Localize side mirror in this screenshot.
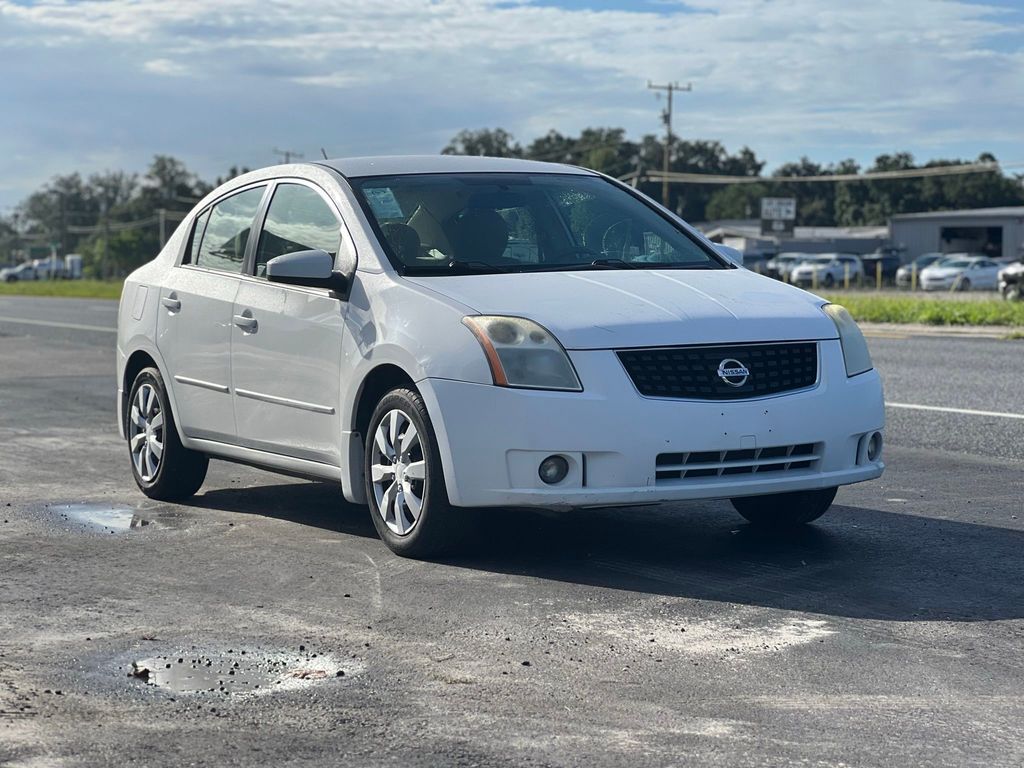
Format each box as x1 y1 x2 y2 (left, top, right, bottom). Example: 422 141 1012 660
267 249 349 293
714 244 744 267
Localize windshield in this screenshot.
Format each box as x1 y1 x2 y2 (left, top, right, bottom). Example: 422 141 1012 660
352 173 726 275
943 259 972 268
802 255 835 265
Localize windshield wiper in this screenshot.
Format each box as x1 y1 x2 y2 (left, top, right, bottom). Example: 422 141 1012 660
589 258 639 269
402 260 513 275
447 260 512 274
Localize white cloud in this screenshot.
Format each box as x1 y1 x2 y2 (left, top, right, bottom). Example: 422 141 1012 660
143 58 189 77
0 0 1021 206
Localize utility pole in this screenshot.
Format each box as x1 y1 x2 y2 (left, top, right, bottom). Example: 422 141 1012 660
273 147 304 164
647 81 692 208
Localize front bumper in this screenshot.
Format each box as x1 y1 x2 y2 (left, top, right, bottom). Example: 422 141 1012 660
419 340 885 509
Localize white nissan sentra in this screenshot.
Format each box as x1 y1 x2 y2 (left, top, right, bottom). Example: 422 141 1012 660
117 156 884 557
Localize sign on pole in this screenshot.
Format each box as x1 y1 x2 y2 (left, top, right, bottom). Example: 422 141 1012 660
760 197 797 237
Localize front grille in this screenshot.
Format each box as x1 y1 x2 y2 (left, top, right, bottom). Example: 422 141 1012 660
655 443 821 484
617 342 818 400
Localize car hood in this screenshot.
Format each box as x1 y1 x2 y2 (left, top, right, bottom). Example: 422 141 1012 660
406 268 838 350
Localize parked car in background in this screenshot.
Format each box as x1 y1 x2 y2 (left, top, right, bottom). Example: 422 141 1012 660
116 155 884 558
860 248 902 284
0 263 38 282
896 252 946 288
919 255 1002 291
789 253 864 288
763 252 805 281
999 260 1023 301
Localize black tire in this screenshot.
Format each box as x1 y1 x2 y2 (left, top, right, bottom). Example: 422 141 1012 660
127 367 208 501
822 273 835 288
363 387 473 558
730 487 838 528
956 277 971 292
1005 285 1022 302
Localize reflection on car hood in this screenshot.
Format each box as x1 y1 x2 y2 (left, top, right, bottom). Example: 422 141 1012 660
921 267 965 278
406 269 838 349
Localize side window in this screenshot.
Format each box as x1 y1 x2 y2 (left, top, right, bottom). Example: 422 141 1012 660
195 186 266 274
254 184 342 278
186 208 210 265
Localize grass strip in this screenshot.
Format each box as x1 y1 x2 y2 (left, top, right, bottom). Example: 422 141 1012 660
0 280 123 300
823 293 1024 327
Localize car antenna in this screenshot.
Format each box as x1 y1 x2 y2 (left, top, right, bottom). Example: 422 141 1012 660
320 147 329 160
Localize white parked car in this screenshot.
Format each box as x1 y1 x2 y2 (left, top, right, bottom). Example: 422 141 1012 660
919 254 1001 291
116 156 885 557
789 253 864 288
0 263 38 282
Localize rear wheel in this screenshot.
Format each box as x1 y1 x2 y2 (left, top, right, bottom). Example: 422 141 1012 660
730 487 837 528
364 387 473 558
127 367 208 500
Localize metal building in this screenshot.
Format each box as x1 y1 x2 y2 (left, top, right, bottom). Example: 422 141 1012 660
890 207 1024 261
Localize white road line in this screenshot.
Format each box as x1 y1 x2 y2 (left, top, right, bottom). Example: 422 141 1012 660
0 315 116 333
888 402 1024 420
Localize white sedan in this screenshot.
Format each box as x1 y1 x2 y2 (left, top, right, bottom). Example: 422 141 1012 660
789 253 865 288
919 255 1002 291
117 156 884 557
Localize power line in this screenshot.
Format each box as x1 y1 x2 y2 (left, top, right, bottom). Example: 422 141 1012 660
647 80 693 206
619 161 1003 185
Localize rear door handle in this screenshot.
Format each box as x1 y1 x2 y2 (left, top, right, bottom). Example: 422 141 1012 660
233 313 258 332
161 296 181 311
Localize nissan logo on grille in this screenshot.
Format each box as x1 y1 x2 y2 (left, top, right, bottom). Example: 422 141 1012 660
717 358 750 387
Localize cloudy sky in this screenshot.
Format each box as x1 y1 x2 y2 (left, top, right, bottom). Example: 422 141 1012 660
1 0 1022 208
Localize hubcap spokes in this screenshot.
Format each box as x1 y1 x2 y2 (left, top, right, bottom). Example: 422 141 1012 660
371 409 426 536
129 383 164 482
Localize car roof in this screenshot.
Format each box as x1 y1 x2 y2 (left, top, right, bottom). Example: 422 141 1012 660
316 155 598 179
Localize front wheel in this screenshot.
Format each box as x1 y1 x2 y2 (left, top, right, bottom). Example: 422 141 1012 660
127 367 208 500
1004 284 1022 302
364 387 473 558
730 487 838 528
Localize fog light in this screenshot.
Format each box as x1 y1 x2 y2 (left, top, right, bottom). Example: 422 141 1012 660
866 432 883 462
538 455 570 485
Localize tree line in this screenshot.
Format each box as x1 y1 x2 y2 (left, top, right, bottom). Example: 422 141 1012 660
443 128 1024 227
3 129 1021 276
0 156 249 277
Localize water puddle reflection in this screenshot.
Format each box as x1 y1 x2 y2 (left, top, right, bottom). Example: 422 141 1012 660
128 649 349 696
52 503 151 532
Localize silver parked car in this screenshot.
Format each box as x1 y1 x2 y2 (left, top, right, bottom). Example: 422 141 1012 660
789 253 864 289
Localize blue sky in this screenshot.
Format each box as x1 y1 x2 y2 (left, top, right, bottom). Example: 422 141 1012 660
1 0 1022 209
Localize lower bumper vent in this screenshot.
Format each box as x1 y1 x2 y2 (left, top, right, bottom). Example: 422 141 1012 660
655 443 821 483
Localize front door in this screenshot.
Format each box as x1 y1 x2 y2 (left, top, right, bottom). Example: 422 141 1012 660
157 184 267 442
230 182 348 465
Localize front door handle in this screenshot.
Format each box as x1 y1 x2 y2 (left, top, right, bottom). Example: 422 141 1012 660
233 313 258 333
161 296 181 312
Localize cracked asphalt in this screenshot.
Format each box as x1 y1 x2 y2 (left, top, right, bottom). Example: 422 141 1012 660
1 295 1022 767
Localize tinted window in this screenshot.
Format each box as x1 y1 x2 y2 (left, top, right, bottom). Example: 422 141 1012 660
195 186 265 273
255 184 341 277
353 173 723 274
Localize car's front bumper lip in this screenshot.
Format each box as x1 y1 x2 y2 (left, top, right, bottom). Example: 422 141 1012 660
418 341 885 509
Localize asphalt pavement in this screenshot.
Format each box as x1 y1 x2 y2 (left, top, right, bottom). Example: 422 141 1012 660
1 295 1022 767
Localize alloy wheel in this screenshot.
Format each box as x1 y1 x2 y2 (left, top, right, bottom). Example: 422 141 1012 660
129 383 164 482
370 409 427 536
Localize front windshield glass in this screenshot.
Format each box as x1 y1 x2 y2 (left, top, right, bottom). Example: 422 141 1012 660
352 173 725 274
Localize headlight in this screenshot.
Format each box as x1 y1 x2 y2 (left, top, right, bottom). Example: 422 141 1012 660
822 304 872 377
462 315 582 391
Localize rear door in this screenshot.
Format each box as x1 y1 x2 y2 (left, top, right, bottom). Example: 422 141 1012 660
156 184 267 442
229 181 350 465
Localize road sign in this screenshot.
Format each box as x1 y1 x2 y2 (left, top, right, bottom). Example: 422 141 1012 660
761 197 797 237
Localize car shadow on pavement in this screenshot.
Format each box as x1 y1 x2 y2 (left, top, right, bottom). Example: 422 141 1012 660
187 482 1023 623
456 502 1024 623
191 482 379 540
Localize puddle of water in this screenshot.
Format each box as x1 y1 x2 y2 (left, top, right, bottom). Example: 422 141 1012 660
52 503 151 532
128 649 350 696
